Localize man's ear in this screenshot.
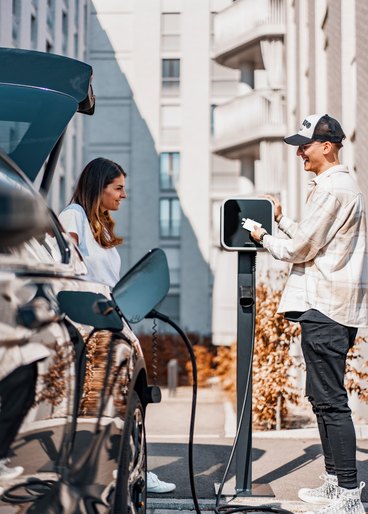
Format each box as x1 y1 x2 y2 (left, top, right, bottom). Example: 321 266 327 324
322 141 333 155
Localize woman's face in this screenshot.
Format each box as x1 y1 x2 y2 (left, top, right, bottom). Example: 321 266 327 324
100 174 127 212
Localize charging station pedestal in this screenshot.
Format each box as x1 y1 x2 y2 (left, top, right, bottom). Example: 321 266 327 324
216 198 274 497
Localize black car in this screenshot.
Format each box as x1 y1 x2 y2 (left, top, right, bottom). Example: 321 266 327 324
0 47 169 514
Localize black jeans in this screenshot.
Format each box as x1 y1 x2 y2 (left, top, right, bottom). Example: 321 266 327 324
0 362 38 459
300 320 358 489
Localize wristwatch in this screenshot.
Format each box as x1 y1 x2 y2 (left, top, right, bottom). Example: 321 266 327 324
259 231 268 245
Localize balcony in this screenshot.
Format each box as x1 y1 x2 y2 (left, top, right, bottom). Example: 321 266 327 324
213 91 286 159
213 0 286 69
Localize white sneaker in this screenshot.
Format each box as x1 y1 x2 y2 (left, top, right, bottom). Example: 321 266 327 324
299 473 339 504
305 482 365 514
0 458 24 481
146 471 176 494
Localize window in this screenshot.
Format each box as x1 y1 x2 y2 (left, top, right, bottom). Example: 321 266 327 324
47 0 54 30
160 198 180 238
160 152 180 190
62 11 68 53
0 122 30 154
12 0 20 44
31 14 37 49
164 248 180 286
210 105 217 135
162 59 180 95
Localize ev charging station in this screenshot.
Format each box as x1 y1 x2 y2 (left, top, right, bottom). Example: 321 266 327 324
218 198 274 497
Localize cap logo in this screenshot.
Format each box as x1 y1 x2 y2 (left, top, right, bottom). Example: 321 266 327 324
302 119 311 129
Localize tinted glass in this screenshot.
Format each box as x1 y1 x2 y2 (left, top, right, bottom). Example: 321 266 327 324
0 84 77 181
221 198 273 251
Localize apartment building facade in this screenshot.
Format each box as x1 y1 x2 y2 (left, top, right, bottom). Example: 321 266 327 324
213 0 368 412
86 0 241 335
0 0 88 214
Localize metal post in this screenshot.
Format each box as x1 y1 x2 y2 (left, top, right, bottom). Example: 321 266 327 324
167 358 178 397
217 252 274 497
236 251 256 493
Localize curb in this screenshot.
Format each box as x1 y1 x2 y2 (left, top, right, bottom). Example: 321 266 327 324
147 498 368 512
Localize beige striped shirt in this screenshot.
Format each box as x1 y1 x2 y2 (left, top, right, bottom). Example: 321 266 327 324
263 165 368 327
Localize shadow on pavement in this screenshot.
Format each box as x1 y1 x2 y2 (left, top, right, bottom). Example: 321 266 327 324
147 442 324 500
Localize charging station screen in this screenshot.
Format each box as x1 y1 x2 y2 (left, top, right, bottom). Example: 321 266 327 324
221 198 273 251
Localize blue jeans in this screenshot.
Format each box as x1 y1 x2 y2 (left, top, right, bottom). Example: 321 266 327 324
300 320 358 489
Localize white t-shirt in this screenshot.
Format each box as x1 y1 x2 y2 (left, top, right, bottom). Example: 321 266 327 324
59 203 121 289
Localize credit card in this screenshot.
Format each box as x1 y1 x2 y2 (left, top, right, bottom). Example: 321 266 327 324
241 217 262 231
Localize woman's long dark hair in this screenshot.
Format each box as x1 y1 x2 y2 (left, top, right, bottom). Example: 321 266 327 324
71 157 126 248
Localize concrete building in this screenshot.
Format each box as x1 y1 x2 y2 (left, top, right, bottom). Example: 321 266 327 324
211 0 287 344
213 0 368 413
0 0 88 214
86 0 241 335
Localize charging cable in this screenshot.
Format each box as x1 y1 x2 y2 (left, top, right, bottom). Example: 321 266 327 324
146 308 294 514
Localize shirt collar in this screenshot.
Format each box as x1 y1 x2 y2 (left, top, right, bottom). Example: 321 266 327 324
308 164 349 187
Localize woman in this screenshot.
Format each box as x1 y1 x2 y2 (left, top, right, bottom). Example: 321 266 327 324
59 157 175 494
59 157 126 289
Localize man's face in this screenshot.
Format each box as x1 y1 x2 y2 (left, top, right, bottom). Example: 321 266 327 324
296 141 326 174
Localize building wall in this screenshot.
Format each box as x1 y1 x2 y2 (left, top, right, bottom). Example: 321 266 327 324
0 0 88 214
285 0 366 215
86 0 239 335
355 0 368 206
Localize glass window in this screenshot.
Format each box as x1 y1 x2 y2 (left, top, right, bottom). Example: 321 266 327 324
162 59 180 95
0 160 65 265
160 198 181 238
12 0 21 44
160 152 180 190
62 11 68 53
47 0 54 30
0 122 30 154
31 14 37 49
163 248 180 286
210 105 217 135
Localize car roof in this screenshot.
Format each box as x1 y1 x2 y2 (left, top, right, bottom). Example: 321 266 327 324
0 48 95 183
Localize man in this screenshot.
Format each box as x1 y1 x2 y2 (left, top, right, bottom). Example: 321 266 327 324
251 114 368 514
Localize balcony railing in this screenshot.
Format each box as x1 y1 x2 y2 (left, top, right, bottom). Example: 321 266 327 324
213 91 285 157
214 0 285 66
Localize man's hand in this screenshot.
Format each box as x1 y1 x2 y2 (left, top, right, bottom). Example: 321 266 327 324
263 194 283 223
251 227 268 243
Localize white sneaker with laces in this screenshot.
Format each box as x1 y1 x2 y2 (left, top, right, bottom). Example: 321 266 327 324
305 482 365 514
0 458 24 481
299 473 339 504
146 471 176 494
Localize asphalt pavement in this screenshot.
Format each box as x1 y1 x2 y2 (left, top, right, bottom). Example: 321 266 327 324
145 386 368 514
1 384 367 514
